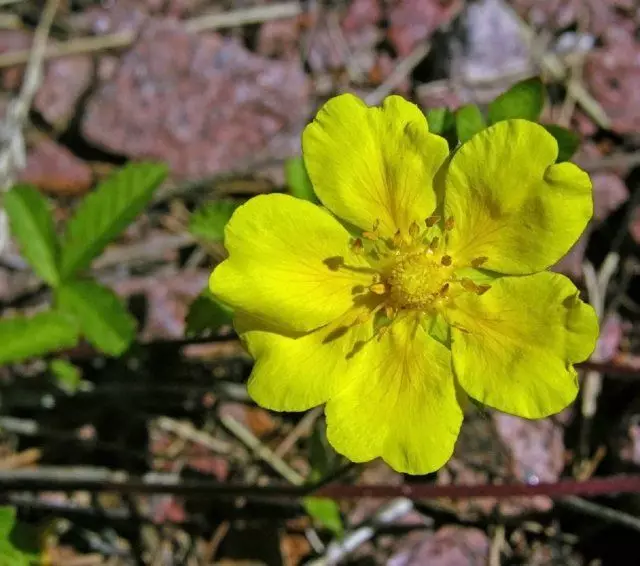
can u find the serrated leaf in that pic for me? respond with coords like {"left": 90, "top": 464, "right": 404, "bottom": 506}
{"left": 303, "top": 497, "right": 343, "bottom": 537}
{"left": 56, "top": 280, "right": 136, "bottom": 356}
{"left": 59, "top": 162, "right": 168, "bottom": 279}
{"left": 189, "top": 200, "right": 240, "bottom": 243}
{"left": 4, "top": 185, "right": 60, "bottom": 286}
{"left": 0, "top": 312, "right": 79, "bottom": 366}
{"left": 285, "top": 157, "right": 317, "bottom": 202}
{"left": 455, "top": 104, "right": 486, "bottom": 143}
{"left": 49, "top": 359, "right": 82, "bottom": 394}
{"left": 186, "top": 288, "right": 233, "bottom": 336}
{"left": 488, "top": 77, "right": 545, "bottom": 124}
{"left": 544, "top": 124, "right": 581, "bottom": 162}
{"left": 426, "top": 107, "right": 454, "bottom": 136}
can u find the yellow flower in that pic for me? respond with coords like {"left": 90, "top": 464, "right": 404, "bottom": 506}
{"left": 210, "top": 94, "right": 599, "bottom": 475}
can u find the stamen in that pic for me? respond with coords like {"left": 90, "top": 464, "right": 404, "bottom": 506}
{"left": 372, "top": 219, "right": 380, "bottom": 231}
{"left": 362, "top": 231, "right": 378, "bottom": 241}
{"left": 351, "top": 238, "right": 363, "bottom": 254}
{"left": 392, "top": 230, "right": 404, "bottom": 248}
{"left": 425, "top": 214, "right": 440, "bottom": 228}
{"left": 369, "top": 283, "right": 387, "bottom": 295}
{"left": 384, "top": 305, "right": 395, "bottom": 319}
{"left": 408, "top": 221, "right": 421, "bottom": 239}
{"left": 471, "top": 256, "right": 488, "bottom": 268}
{"left": 444, "top": 216, "right": 455, "bottom": 231}
{"left": 438, "top": 283, "right": 450, "bottom": 296}
{"left": 441, "top": 255, "right": 452, "bottom": 266}
{"left": 460, "top": 278, "right": 477, "bottom": 292}
{"left": 429, "top": 236, "right": 439, "bottom": 250}
{"left": 476, "top": 284, "right": 491, "bottom": 295}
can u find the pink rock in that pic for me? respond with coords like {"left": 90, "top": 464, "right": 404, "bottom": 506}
{"left": 34, "top": 55, "right": 94, "bottom": 130}
{"left": 389, "top": 526, "right": 489, "bottom": 566}
{"left": 388, "top": 0, "right": 463, "bottom": 56}
{"left": 19, "top": 137, "right": 93, "bottom": 196}
{"left": 81, "top": 19, "right": 310, "bottom": 179}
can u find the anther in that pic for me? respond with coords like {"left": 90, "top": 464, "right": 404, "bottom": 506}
{"left": 369, "top": 283, "right": 387, "bottom": 295}
{"left": 444, "top": 216, "right": 455, "bottom": 231}
{"left": 460, "top": 278, "right": 477, "bottom": 292}
{"left": 392, "top": 230, "right": 404, "bottom": 248}
{"left": 441, "top": 255, "right": 452, "bottom": 266}
{"left": 351, "top": 238, "right": 363, "bottom": 254}
{"left": 425, "top": 214, "right": 440, "bottom": 228}
{"left": 438, "top": 283, "right": 450, "bottom": 296}
{"left": 429, "top": 236, "right": 440, "bottom": 250}
{"left": 476, "top": 284, "right": 491, "bottom": 295}
{"left": 408, "top": 221, "right": 421, "bottom": 239}
{"left": 385, "top": 305, "right": 395, "bottom": 319}
{"left": 471, "top": 256, "right": 488, "bottom": 268}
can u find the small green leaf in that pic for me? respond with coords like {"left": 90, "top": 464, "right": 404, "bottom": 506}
{"left": 303, "top": 497, "right": 343, "bottom": 537}
{"left": 186, "top": 288, "right": 233, "bottom": 336}
{"left": 455, "top": 104, "right": 486, "bottom": 143}
{"left": 0, "top": 312, "right": 79, "bottom": 365}
{"left": 49, "top": 359, "right": 82, "bottom": 394}
{"left": 488, "top": 77, "right": 545, "bottom": 124}
{"left": 0, "top": 508, "right": 16, "bottom": 538}
{"left": 56, "top": 280, "right": 136, "bottom": 356}
{"left": 4, "top": 185, "right": 60, "bottom": 286}
{"left": 59, "top": 162, "right": 168, "bottom": 279}
{"left": 189, "top": 200, "right": 240, "bottom": 243}
{"left": 426, "top": 107, "right": 454, "bottom": 136}
{"left": 285, "top": 157, "right": 317, "bottom": 202}
{"left": 544, "top": 124, "right": 581, "bottom": 162}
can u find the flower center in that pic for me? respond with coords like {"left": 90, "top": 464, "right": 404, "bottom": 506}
{"left": 385, "top": 252, "right": 452, "bottom": 311}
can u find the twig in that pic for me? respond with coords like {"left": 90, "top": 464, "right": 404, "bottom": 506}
{"left": 154, "top": 416, "right": 232, "bottom": 455}
{"left": 561, "top": 496, "right": 640, "bottom": 533}
{"left": 309, "top": 498, "right": 415, "bottom": 566}
{"left": 220, "top": 414, "right": 305, "bottom": 485}
{"left": 489, "top": 524, "right": 506, "bottom": 566}
{"left": 364, "top": 42, "right": 431, "bottom": 106}
{"left": 0, "top": 0, "right": 59, "bottom": 253}
{"left": 274, "top": 406, "right": 323, "bottom": 459}
{"left": 1, "top": 471, "right": 640, "bottom": 500}
{"left": 0, "top": 2, "right": 302, "bottom": 69}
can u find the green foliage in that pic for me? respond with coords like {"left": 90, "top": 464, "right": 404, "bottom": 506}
{"left": 49, "top": 359, "right": 82, "bottom": 394}
{"left": 56, "top": 280, "right": 136, "bottom": 356}
{"left": 302, "top": 497, "right": 344, "bottom": 538}
{"left": 0, "top": 507, "right": 41, "bottom": 566}
{"left": 426, "top": 107, "right": 454, "bottom": 136}
{"left": 285, "top": 156, "right": 317, "bottom": 202}
{"left": 0, "top": 312, "right": 79, "bottom": 365}
{"left": 186, "top": 288, "right": 233, "bottom": 336}
{"left": 488, "top": 77, "right": 545, "bottom": 124}
{"left": 59, "top": 162, "right": 168, "bottom": 279}
{"left": 4, "top": 185, "right": 60, "bottom": 286}
{"left": 455, "top": 104, "right": 486, "bottom": 143}
{"left": 544, "top": 124, "right": 581, "bottom": 162}
{"left": 189, "top": 200, "right": 240, "bottom": 243}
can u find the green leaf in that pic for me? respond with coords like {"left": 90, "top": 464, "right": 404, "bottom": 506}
{"left": 285, "top": 157, "right": 317, "bottom": 202}
{"left": 59, "top": 162, "right": 168, "bottom": 279}
{"left": 0, "top": 312, "right": 79, "bottom": 365}
{"left": 426, "top": 107, "right": 454, "bottom": 136}
{"left": 186, "top": 288, "right": 233, "bottom": 336}
{"left": 189, "top": 200, "right": 240, "bottom": 243}
{"left": 544, "top": 124, "right": 581, "bottom": 162}
{"left": 4, "top": 185, "right": 60, "bottom": 286}
{"left": 56, "top": 280, "right": 136, "bottom": 356}
{"left": 455, "top": 104, "right": 486, "bottom": 143}
{"left": 0, "top": 507, "right": 40, "bottom": 566}
{"left": 303, "top": 497, "right": 343, "bottom": 537}
{"left": 49, "top": 359, "right": 82, "bottom": 394}
{"left": 488, "top": 77, "right": 545, "bottom": 124}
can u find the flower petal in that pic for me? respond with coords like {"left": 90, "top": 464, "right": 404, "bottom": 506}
{"left": 448, "top": 272, "right": 599, "bottom": 419}
{"left": 325, "top": 314, "right": 462, "bottom": 474}
{"left": 444, "top": 120, "right": 593, "bottom": 274}
{"left": 303, "top": 94, "right": 449, "bottom": 238}
{"left": 210, "top": 194, "right": 372, "bottom": 333}
{"left": 238, "top": 311, "right": 372, "bottom": 412}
